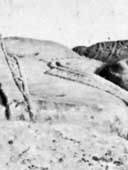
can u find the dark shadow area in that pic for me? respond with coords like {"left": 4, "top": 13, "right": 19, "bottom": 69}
{"left": 0, "top": 83, "right": 10, "bottom": 120}
{"left": 95, "top": 64, "right": 122, "bottom": 89}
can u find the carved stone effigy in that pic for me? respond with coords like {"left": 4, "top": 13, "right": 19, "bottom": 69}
{"left": 0, "top": 37, "right": 128, "bottom": 139}
{"left": 1, "top": 37, "right": 128, "bottom": 170}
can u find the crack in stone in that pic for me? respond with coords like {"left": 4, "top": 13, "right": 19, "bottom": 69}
{"left": 0, "top": 35, "right": 34, "bottom": 121}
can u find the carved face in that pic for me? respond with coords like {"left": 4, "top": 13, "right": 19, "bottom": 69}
{"left": 98, "top": 58, "right": 128, "bottom": 91}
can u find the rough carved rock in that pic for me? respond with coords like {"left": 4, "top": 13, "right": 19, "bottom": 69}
{"left": 0, "top": 37, "right": 128, "bottom": 169}
{"left": 0, "top": 37, "right": 128, "bottom": 133}
{"left": 72, "top": 40, "right": 128, "bottom": 63}
{"left": 72, "top": 40, "right": 128, "bottom": 91}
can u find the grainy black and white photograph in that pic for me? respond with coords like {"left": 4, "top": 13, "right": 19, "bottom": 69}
{"left": 0, "top": 0, "right": 128, "bottom": 169}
